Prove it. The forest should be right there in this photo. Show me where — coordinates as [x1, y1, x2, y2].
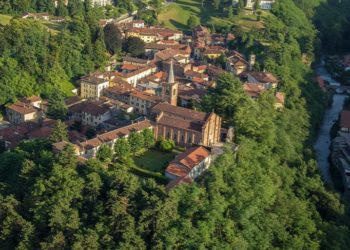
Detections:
[0, 0, 350, 249]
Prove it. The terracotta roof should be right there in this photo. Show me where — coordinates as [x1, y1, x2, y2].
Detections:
[65, 96, 82, 107]
[116, 65, 154, 78]
[157, 115, 203, 132]
[275, 92, 285, 104]
[207, 65, 225, 76]
[178, 88, 207, 100]
[165, 146, 210, 177]
[155, 48, 190, 61]
[340, 111, 350, 129]
[7, 101, 37, 114]
[79, 119, 153, 149]
[80, 76, 107, 85]
[69, 102, 110, 116]
[130, 90, 162, 102]
[123, 56, 148, 65]
[152, 102, 210, 122]
[27, 126, 53, 139]
[249, 72, 278, 83]
[105, 84, 135, 95]
[185, 70, 208, 79]
[121, 63, 139, 71]
[243, 83, 265, 98]
[174, 146, 210, 169]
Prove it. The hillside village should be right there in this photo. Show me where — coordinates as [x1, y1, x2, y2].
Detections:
[0, 9, 285, 190]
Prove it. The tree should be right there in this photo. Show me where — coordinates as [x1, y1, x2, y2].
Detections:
[228, 6, 234, 18]
[237, 0, 244, 14]
[212, 0, 221, 10]
[55, 0, 68, 17]
[103, 23, 123, 54]
[128, 132, 144, 155]
[187, 16, 200, 30]
[114, 138, 131, 160]
[156, 138, 175, 152]
[124, 37, 145, 57]
[96, 144, 113, 163]
[142, 129, 155, 149]
[0, 195, 34, 249]
[46, 90, 68, 120]
[50, 120, 68, 143]
[85, 127, 96, 139]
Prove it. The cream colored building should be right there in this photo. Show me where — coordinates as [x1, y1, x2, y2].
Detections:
[80, 76, 110, 99]
[6, 101, 42, 124]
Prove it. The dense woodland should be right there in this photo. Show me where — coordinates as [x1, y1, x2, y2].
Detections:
[1, 0, 350, 249]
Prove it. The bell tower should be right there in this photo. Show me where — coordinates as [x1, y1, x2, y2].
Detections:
[163, 59, 178, 106]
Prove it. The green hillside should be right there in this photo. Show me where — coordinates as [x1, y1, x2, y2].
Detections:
[158, 0, 267, 31]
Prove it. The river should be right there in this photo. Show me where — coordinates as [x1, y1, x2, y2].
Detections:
[314, 62, 347, 183]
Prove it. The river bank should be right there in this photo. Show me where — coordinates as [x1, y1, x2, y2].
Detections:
[314, 60, 347, 185]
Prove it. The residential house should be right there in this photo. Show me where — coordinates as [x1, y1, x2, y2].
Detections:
[247, 71, 279, 89]
[274, 92, 285, 109]
[80, 76, 110, 99]
[22, 12, 50, 20]
[78, 119, 153, 158]
[165, 146, 212, 190]
[125, 27, 183, 43]
[243, 83, 265, 99]
[226, 51, 250, 75]
[69, 101, 112, 127]
[6, 98, 43, 125]
[123, 56, 149, 67]
[151, 102, 222, 147]
[116, 64, 157, 86]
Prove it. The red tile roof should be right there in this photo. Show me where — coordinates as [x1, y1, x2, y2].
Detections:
[79, 119, 153, 149]
[249, 72, 278, 83]
[7, 101, 38, 114]
[165, 146, 210, 178]
[152, 102, 210, 122]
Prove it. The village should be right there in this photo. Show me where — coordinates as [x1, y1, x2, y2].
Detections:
[0, 14, 285, 190]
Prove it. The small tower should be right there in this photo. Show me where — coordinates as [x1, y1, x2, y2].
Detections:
[163, 59, 178, 106]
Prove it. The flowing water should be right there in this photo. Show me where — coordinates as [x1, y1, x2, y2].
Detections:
[314, 61, 346, 183]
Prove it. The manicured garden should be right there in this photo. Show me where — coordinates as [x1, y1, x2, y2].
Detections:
[133, 149, 177, 173]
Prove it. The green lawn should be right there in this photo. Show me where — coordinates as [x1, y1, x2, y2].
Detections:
[134, 149, 177, 173]
[158, 0, 267, 31]
[0, 14, 13, 25]
[41, 20, 66, 35]
[158, 0, 202, 30]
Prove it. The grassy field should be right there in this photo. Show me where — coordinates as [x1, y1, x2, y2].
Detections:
[158, 0, 266, 31]
[0, 14, 65, 34]
[158, 0, 202, 30]
[0, 14, 13, 25]
[134, 149, 177, 173]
